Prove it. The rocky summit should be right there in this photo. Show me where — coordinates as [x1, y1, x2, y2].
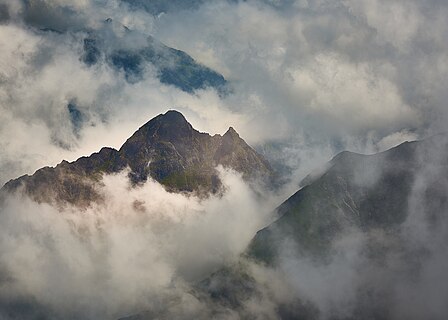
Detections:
[2, 110, 273, 206]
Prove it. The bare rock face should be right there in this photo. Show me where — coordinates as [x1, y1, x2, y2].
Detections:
[2, 110, 274, 206]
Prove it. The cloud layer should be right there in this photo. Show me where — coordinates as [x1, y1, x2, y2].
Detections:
[1, 1, 448, 319]
[0, 168, 277, 319]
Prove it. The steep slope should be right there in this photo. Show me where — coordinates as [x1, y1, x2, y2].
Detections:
[248, 134, 448, 264]
[82, 22, 227, 94]
[121, 0, 206, 15]
[2, 110, 273, 206]
[186, 134, 448, 320]
[31, 16, 227, 94]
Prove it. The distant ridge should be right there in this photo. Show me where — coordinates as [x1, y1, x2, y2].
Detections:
[248, 134, 448, 264]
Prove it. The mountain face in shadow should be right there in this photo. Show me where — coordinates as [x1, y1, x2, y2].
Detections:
[189, 134, 448, 320]
[105, 35, 228, 94]
[82, 24, 228, 94]
[248, 134, 448, 264]
[120, 0, 207, 15]
[26, 11, 227, 94]
[2, 110, 273, 206]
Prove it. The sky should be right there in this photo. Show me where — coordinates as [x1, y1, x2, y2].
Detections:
[0, 0, 448, 319]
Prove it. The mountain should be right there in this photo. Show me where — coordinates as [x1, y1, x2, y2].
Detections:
[107, 37, 227, 94]
[121, 0, 207, 16]
[1, 110, 273, 206]
[248, 134, 448, 264]
[82, 21, 228, 94]
[186, 134, 448, 320]
[29, 14, 227, 94]
[120, 0, 297, 16]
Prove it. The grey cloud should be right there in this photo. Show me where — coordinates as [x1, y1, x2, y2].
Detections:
[153, 0, 448, 138]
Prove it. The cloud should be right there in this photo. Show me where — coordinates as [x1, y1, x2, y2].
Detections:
[0, 1, 448, 318]
[0, 167, 277, 319]
[154, 0, 448, 138]
[231, 134, 448, 320]
[2, 0, 448, 188]
[376, 130, 419, 152]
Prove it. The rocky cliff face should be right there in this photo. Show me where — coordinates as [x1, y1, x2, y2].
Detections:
[2, 110, 273, 206]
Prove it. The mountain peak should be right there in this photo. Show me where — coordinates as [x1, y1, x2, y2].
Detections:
[126, 110, 193, 147]
[160, 110, 188, 122]
[149, 110, 191, 128]
[2, 110, 274, 205]
[224, 126, 240, 139]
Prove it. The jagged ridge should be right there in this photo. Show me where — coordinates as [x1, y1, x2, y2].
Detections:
[2, 110, 273, 206]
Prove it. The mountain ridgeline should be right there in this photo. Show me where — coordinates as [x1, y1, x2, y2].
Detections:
[2, 110, 448, 319]
[2, 111, 273, 206]
[82, 21, 228, 94]
[248, 134, 448, 263]
[248, 135, 448, 264]
[31, 17, 227, 94]
[193, 134, 448, 320]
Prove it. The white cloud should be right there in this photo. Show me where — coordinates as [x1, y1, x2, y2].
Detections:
[1, 1, 448, 317]
[0, 167, 277, 318]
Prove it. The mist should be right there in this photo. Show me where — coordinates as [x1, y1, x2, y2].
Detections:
[0, 167, 279, 319]
[227, 134, 448, 320]
[2, 0, 448, 188]
[1, 0, 448, 319]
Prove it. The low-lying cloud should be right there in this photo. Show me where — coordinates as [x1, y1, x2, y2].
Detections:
[232, 134, 448, 320]
[1, 1, 448, 319]
[0, 167, 277, 319]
